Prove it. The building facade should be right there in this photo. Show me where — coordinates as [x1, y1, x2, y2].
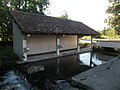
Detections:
[11, 11, 99, 61]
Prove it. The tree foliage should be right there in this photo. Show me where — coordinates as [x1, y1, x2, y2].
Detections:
[106, 0, 120, 34]
[59, 11, 70, 20]
[100, 28, 120, 39]
[0, 0, 49, 44]
[105, 28, 117, 37]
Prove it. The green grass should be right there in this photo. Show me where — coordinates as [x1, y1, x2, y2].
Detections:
[100, 35, 120, 39]
[81, 36, 91, 40]
[0, 47, 18, 69]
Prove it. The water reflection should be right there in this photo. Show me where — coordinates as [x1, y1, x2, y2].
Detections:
[20, 51, 117, 80]
[1, 51, 118, 90]
[17, 51, 118, 89]
[22, 55, 90, 80]
[56, 58, 60, 74]
[78, 51, 117, 67]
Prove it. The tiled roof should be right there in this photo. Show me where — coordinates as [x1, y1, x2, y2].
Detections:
[10, 10, 99, 36]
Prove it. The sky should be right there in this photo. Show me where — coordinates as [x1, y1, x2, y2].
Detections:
[46, 0, 110, 30]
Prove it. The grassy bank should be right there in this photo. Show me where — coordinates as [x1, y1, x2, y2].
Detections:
[0, 47, 18, 70]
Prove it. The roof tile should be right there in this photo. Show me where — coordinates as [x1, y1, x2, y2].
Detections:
[10, 10, 99, 36]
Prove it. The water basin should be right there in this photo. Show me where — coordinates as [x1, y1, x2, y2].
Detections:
[0, 51, 118, 89]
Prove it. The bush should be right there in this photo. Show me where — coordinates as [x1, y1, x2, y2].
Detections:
[105, 29, 116, 38]
[92, 44, 100, 50]
[0, 47, 19, 69]
[100, 29, 120, 39]
[81, 43, 91, 48]
[81, 36, 91, 40]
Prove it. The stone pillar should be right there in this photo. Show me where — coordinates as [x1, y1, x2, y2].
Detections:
[91, 36, 93, 49]
[23, 39, 27, 61]
[56, 35, 60, 56]
[56, 35, 63, 56]
[77, 35, 81, 53]
[23, 35, 30, 61]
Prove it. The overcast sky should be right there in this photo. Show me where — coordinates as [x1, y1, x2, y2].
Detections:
[46, 0, 110, 30]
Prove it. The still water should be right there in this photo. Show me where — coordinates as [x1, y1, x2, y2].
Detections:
[0, 51, 118, 90]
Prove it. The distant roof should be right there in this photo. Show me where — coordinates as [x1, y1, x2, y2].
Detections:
[10, 11, 99, 36]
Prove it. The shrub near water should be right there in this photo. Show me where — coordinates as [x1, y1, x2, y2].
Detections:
[0, 47, 18, 69]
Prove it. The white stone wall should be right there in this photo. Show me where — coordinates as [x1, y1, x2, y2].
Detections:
[26, 35, 77, 55]
[60, 35, 77, 50]
[98, 41, 120, 48]
[27, 35, 56, 55]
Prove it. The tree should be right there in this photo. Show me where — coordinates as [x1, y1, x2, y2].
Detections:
[105, 0, 120, 34]
[0, 0, 50, 45]
[0, 1, 13, 42]
[7, 0, 50, 14]
[59, 11, 70, 20]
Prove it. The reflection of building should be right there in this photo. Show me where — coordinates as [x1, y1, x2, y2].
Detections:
[19, 55, 91, 80]
[78, 52, 109, 67]
[10, 11, 99, 61]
